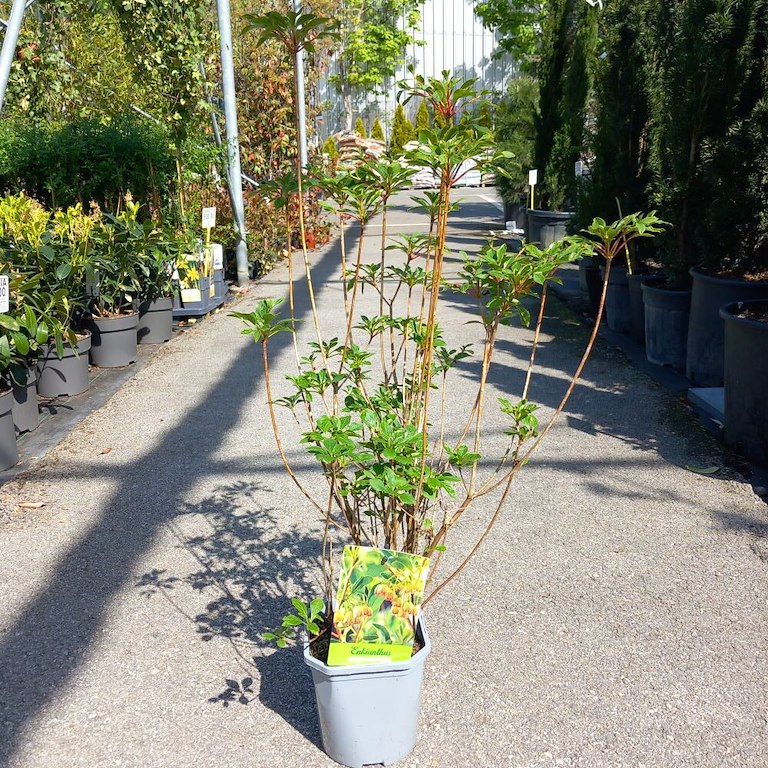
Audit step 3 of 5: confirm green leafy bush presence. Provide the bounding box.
[494,76,539,204]
[0,116,176,213]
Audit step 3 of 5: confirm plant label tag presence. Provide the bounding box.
[210,243,224,270]
[202,207,216,230]
[0,275,8,313]
[86,270,100,298]
[528,169,538,186]
[327,546,429,667]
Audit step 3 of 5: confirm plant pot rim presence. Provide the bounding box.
[90,310,139,320]
[690,266,768,287]
[526,208,575,219]
[303,614,431,676]
[719,300,768,328]
[641,277,691,294]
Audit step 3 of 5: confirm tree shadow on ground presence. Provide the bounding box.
[0,225,344,766]
[135,479,323,746]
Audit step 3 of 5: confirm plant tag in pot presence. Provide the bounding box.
[210,243,224,270]
[0,275,8,313]
[86,270,100,298]
[327,546,429,666]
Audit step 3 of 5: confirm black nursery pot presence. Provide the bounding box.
[641,279,691,370]
[720,300,768,465]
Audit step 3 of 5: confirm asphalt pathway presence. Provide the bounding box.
[0,189,766,768]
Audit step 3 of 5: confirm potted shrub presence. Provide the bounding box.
[0,194,93,398]
[237,23,664,764]
[84,198,150,368]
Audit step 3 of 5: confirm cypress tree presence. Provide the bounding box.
[322,135,339,162]
[354,116,367,137]
[390,104,415,154]
[415,100,430,131]
[371,117,385,142]
[578,0,650,228]
[644,0,768,279]
[535,0,599,210]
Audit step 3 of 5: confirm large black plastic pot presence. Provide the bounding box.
[0,389,18,470]
[720,301,768,465]
[85,313,139,368]
[642,279,691,370]
[138,297,173,344]
[628,273,651,345]
[601,265,631,333]
[12,366,39,434]
[37,332,92,398]
[686,267,768,386]
[525,209,574,248]
[578,256,603,314]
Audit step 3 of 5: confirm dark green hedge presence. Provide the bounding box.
[0,115,175,211]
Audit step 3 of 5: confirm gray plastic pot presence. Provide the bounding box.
[686,268,768,386]
[720,301,768,465]
[37,332,92,398]
[642,279,691,370]
[304,616,431,768]
[12,366,39,434]
[601,265,631,333]
[0,389,18,470]
[85,313,139,368]
[525,209,574,248]
[138,297,173,344]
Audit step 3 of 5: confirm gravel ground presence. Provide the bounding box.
[1,189,766,768]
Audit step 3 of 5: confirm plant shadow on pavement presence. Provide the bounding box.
[135,479,323,745]
[0,229,346,766]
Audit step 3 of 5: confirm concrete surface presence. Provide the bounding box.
[1,189,767,768]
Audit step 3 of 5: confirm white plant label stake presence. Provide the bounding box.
[528,169,538,210]
[202,207,216,231]
[0,276,8,313]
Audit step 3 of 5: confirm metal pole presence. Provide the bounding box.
[294,0,308,170]
[0,0,28,113]
[216,0,250,288]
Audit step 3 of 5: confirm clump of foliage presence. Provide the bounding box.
[494,76,539,204]
[475,0,545,69]
[329,0,423,131]
[390,104,415,154]
[354,117,367,137]
[0,116,176,213]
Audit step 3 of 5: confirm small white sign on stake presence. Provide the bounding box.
[210,243,224,270]
[528,169,538,186]
[0,275,8,313]
[202,206,216,230]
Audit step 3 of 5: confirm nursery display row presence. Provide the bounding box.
[0,193,227,471]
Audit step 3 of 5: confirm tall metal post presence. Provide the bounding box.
[216,0,250,288]
[0,0,28,113]
[294,0,308,171]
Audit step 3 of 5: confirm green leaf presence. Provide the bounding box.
[684,465,720,475]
